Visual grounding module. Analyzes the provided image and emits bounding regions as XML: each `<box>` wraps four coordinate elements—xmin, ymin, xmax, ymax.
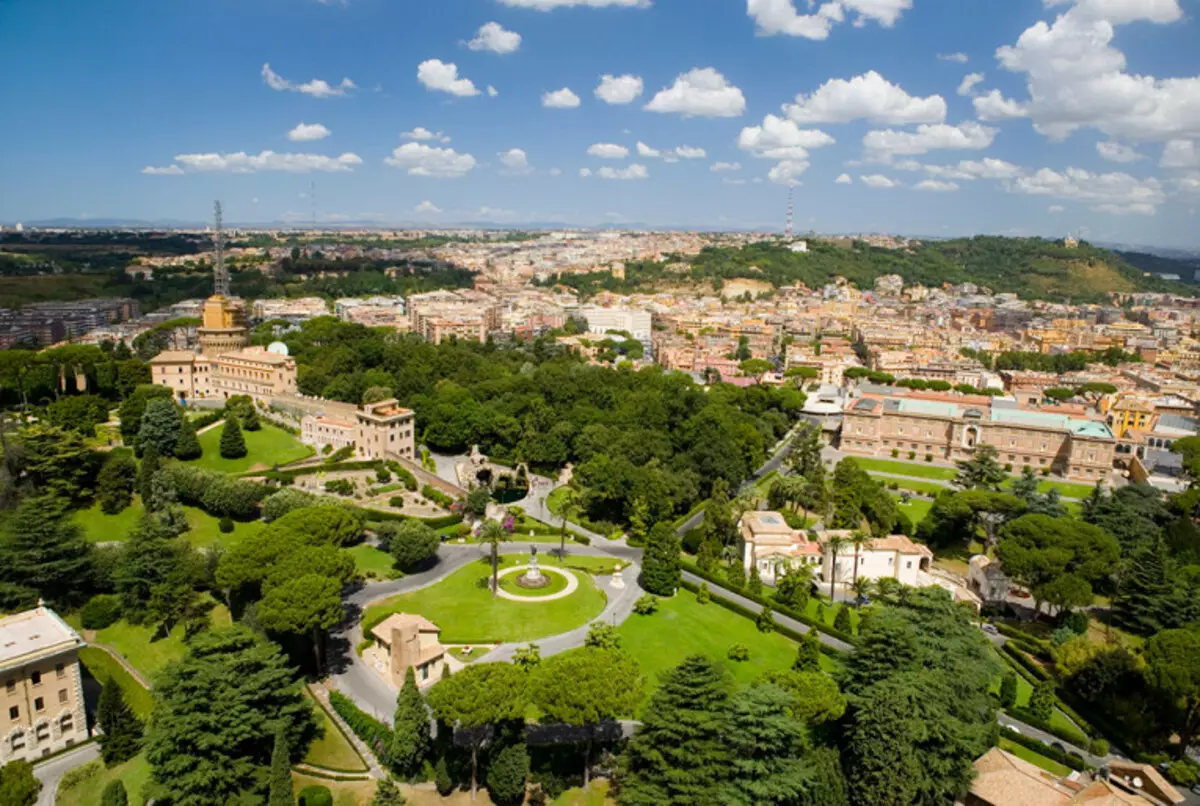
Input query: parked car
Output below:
<box><xmin>982</xmin><ymin>624</ymin><xmax>999</xmax><ymax>635</ymax></box>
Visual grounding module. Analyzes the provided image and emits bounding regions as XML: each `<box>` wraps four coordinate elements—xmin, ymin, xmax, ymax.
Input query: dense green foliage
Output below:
<box><xmin>97</xmin><ymin>679</ymin><xmax>143</xmax><ymax>765</ymax></box>
<box><xmin>391</xmin><ymin>667</ymin><xmax>431</xmax><ymax>778</ymax></box>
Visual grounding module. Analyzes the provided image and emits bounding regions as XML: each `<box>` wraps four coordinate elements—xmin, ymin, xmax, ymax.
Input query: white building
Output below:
<box><xmin>740</xmin><ymin>511</ymin><xmax>823</xmax><ymax>585</ymax></box>
<box><xmin>821</xmin><ymin>530</ymin><xmax>933</xmax><ymax>588</ymax></box>
<box><xmin>580</xmin><ymin>307</ymin><xmax>652</xmax><ymax>342</ymax></box>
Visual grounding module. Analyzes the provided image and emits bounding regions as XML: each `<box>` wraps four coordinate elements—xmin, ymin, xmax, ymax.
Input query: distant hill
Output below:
<box><xmin>548</xmin><ymin>236</ymin><xmax>1188</xmax><ymax>303</ymax></box>
<box><xmin>1116</xmin><ymin>250</ymin><xmax>1200</xmax><ymax>284</ymax></box>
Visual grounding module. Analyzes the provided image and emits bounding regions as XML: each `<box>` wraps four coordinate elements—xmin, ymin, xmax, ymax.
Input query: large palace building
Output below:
<box><xmin>841</xmin><ymin>394</ymin><xmax>1116</xmax><ymax>484</ymax></box>
<box><xmin>150</xmin><ymin>345</ymin><xmax>297</xmax><ymax>404</ymax></box>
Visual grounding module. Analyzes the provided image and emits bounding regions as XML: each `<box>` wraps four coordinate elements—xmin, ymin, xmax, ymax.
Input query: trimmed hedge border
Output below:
<box><xmin>1009</xmin><ymin>707</ymin><xmax>1090</xmax><ymax>747</ymax></box>
<box><xmin>306</xmin><ymin>686</ymin><xmax>370</xmax><ymax>775</ymax></box>
<box><xmin>679</xmin><ymin>578</ymin><xmax>845</xmax><ymax>659</ymax></box>
<box><xmin>255</xmin><ymin>460</ymin><xmax>383</xmax><ymax>482</ymax></box>
<box><xmin>1001</xmin><ymin>731</ymin><xmax>1091</xmax><ymax>772</ymax></box>
<box><xmin>328</xmin><ymin>690</ymin><xmax>393</xmax><ymax>766</ymax></box>
<box><xmin>1002</xmin><ymin>643</ymin><xmax>1051</xmax><ymax>681</ymax></box>
<box><xmin>680</xmin><ymin>558</ymin><xmax>857</xmax><ymax>646</ymax></box>
<box><xmin>995</xmin><ymin>646</ymin><xmax>1101</xmax><ymax>743</ymax></box>
<box><xmin>363</xmin><ymin>509</ymin><xmax>463</xmax><ymax>530</ymax></box>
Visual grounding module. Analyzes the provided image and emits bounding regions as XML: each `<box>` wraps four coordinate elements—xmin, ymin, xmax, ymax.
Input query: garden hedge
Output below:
<box><xmin>1001</xmin><ymin>731</ymin><xmax>1091</xmax><ymax>771</ymax></box>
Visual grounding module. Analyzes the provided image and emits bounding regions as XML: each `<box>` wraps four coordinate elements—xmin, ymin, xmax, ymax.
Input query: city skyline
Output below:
<box><xmin>2</xmin><ymin>0</ymin><xmax>1199</xmax><ymax>246</ymax></box>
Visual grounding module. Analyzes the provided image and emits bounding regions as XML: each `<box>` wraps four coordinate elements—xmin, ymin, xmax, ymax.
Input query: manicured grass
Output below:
<box><xmin>71</xmin><ymin>601</ymin><xmax>232</xmax><ymax>682</ymax></box>
<box><xmin>999</xmin><ymin>738</ymin><xmax>1072</xmax><ymax>777</ymax></box>
<box><xmin>303</xmin><ymin>690</ymin><xmax>368</xmax><ymax>773</ymax></box>
<box><xmin>871</xmin><ymin>476</ymin><xmax>949</xmax><ymax>496</ymax></box>
<box><xmin>618</xmin><ymin>588</ymin><xmax>835</xmax><ymax>692</ymax></box>
<box><xmin>291</xmin><ymin>772</ymin><xmax>375</xmax><ymax>806</ymax></box>
<box><xmin>893</xmin><ymin>495</ymin><xmax>933</xmax><ymax>525</ymax></box>
<box><xmin>498</xmin><ymin>568</ymin><xmax>572</xmax><ymax>597</ymax></box>
<box><xmin>78</xmin><ymin>647</ymin><xmax>154</xmax><ymax>720</ymax></box>
<box><xmin>73</xmin><ymin>499</ymin><xmax>264</xmax><ymax>549</ymax></box>
<box><xmin>802</xmin><ymin>594</ymin><xmax>862</xmax><ymax>632</ymax></box>
<box><xmin>553</xmin><ymin>780</ymin><xmax>612</xmax><ymax>805</ymax></box>
<box><xmin>447</xmin><ymin>646</ymin><xmax>481</xmax><ymax>664</ymax></box>
<box><xmin>363</xmin><ymin>555</ymin><xmax>607</xmax><ymax>644</ymax></box>
<box><xmin>546</xmin><ymin>486</ymin><xmax>570</xmax><ymax>517</ymax></box>
<box><xmin>855</xmin><ymin>457</ymin><xmax>958</xmax><ymax>481</ymax></box>
<box><xmin>192</xmin><ymin>422</ymin><xmax>313</xmax><ymax>474</ymax></box>
<box><xmin>58</xmin><ymin>752</ymin><xmax>153</xmax><ymax>806</ymax></box>
<box><xmin>346</xmin><ymin>544</ymin><xmax>401</xmax><ymax>580</ymax></box>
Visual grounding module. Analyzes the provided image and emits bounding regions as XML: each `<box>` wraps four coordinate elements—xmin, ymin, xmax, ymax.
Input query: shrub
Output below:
<box><xmin>329</xmin><ymin>690</ymin><xmax>394</xmax><ymax>765</ymax></box>
<box><xmin>389</xmin><ymin>496</ymin><xmax>407</xmax><ymax>509</ymax></box>
<box><xmin>219</xmin><ymin>418</ymin><xmax>247</xmax><ymax>460</ymax></box>
<box><xmin>1004</xmin><ymin>463</ymin><xmax>1013</xmax><ymax>472</ymax></box>
<box><xmin>1060</xmin><ymin>610</ymin><xmax>1089</xmax><ymax>635</ymax></box>
<box><xmin>1041</xmin><ymin>468</ymin><xmax>1051</xmax><ymax>476</ymax></box>
<box><xmin>1088</xmin><ymin>738</ymin><xmax>1109</xmax><ymax>757</ymax></box>
<box><xmin>435</xmin><ymin>757</ymin><xmax>454</xmax><ymax>795</ymax></box>
<box><xmin>325</xmin><ymin>479</ymin><xmax>355</xmax><ymax>496</ymax></box>
<box><xmin>298</xmin><ymin>785</ymin><xmax>333</xmax><ymax>806</ymax></box>
<box><xmin>421</xmin><ymin>485</ymin><xmax>455</xmax><ymax>509</ymax></box>
<box><xmin>1166</xmin><ymin>760</ymin><xmax>1200</xmax><ymax>788</ymax></box>
<box><xmin>59</xmin><ymin>759</ymin><xmax>102</xmax><ymax>791</ymax></box>
<box><xmin>727</xmin><ymin>643</ymin><xmax>750</xmax><ymax>662</ymax></box>
<box><xmin>925</xmin><ymin>454</ymin><xmax>933</xmax><ymax>462</ymax></box>
<box><xmin>999</xmin><ymin>672</ymin><xmax>1018</xmax><ymax>709</ymax></box>
<box><xmin>80</xmin><ymin>594</ymin><xmax>122</xmax><ymax>630</ymax></box>
<box><xmin>262</xmin><ymin>488</ymin><xmax>320</xmax><ymax>521</ymax></box>
<box><xmin>833</xmin><ymin>604</ymin><xmax>853</xmax><ymax>634</ymax></box>
<box><xmin>376</xmin><ymin>468</ymin><xmax>392</xmax><ymax>484</ymax></box>
<box><xmin>680</xmin><ymin>528</ymin><xmax>705</xmax><ymax>555</ymax></box>
<box><xmin>218</xmin><ymin>516</ymin><xmax>234</xmax><ymax>534</ymax></box>
<box><xmin>486</xmin><ymin>743</ymin><xmax>530</xmax><ymax>806</ymax></box>
<box><xmin>756</xmin><ymin>607</ymin><xmax>776</xmax><ymax>633</ymax></box>
<box><xmin>696</xmin><ymin>582</ymin><xmax>711</xmax><ymax>604</ymax></box>
<box><xmin>633</xmin><ymin>594</ymin><xmax>658</xmax><ymax>615</ymax></box>
<box><xmin>908</xmin><ymin>451</ymin><xmax>916</xmax><ymax>460</ymax></box>
<box><xmin>326</xmin><ymin>445</ymin><xmax>355</xmax><ymax>464</ymax></box>
<box><xmin>891</xmin><ymin>449</ymin><xmax>899</xmax><ymax>458</ymax></box>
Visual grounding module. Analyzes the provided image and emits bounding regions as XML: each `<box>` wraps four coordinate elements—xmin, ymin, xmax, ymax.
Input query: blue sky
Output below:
<box><xmin>1</xmin><ymin>0</ymin><xmax>1198</xmax><ymax>246</ymax></box>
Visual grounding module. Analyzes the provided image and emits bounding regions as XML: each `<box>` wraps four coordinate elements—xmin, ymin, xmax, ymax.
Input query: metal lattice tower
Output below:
<box><xmin>785</xmin><ymin>188</ymin><xmax>794</xmax><ymax>239</ymax></box>
<box><xmin>212</xmin><ymin>200</ymin><xmax>230</xmax><ymax>297</ymax></box>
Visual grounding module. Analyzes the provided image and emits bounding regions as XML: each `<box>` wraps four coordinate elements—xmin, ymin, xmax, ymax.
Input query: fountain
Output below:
<box><xmin>516</xmin><ymin>544</ymin><xmax>550</xmax><ymax>589</ymax></box>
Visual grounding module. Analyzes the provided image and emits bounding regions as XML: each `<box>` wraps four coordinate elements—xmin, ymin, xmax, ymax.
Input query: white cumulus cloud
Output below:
<box><xmin>488</xmin><ymin>85</ymin><xmax>499</xmax><ymax>97</ymax></box>
<box><xmin>645</xmin><ymin>67</ymin><xmax>746</xmax><ymax>118</ymax></box>
<box><xmin>142</xmin><ymin>165</ymin><xmax>184</xmax><ymax>175</ymax></box>
<box><xmin>674</xmin><ymin>146</ymin><xmax>706</xmax><ymax>159</ymax></box>
<box><xmin>595</xmin><ymin>74</ymin><xmax>644</xmax><ymax>104</ymax></box>
<box><xmin>414</xmin><ymin>201</ymin><xmax>442</xmax><ymax>214</ymax></box>
<box><xmin>768</xmin><ymin>160</ymin><xmax>810</xmax><ymax>185</ymax></box>
<box><xmin>595</xmin><ymin>164</ymin><xmax>649</xmax><ymax>180</ymax></box>
<box><xmin>468</xmin><ymin>22</ymin><xmax>522</xmax><ymax>54</ymax></box>
<box><xmin>403</xmin><ymin>127</ymin><xmax>451</xmax><ymax>143</ymax></box>
<box><xmin>499</xmin><ymin>0</ymin><xmax>648</xmax><ymax>8</ymax></box>
<box><xmin>287</xmin><ymin>122</ymin><xmax>331</xmax><ymax>142</ymax></box>
<box><xmin>738</xmin><ymin>115</ymin><xmax>837</xmax><ymax>160</ymax></box>
<box><xmin>543</xmin><ymin>87</ymin><xmax>582</xmax><ymax>108</ymax></box>
<box><xmin>1096</xmin><ymin>141</ymin><xmax>1144</xmax><ymax>163</ymax></box>
<box><xmin>385</xmin><ymin>143</ymin><xmax>477</xmax><ymax>177</ymax></box>
<box><xmin>835</xmin><ymin>173</ymin><xmax>853</xmax><ymax>184</ymax></box>
<box><xmin>861</xmin><ymin>174</ymin><xmax>899</xmax><ymax>188</ymax></box>
<box><xmin>958</xmin><ymin>73</ymin><xmax>984</xmax><ymax>97</ymax></box>
<box><xmin>1012</xmin><ymin>165</ymin><xmax>1166</xmax><ymax>215</ymax></box>
<box><xmin>417</xmin><ymin>60</ymin><xmax>480</xmax><ymax>97</ymax></box>
<box><xmin>914</xmin><ymin>179</ymin><xmax>959</xmax><ymax>192</ymax></box>
<box><xmin>973</xmin><ymin>90</ymin><xmax>1027</xmax><ymax>122</ymax></box>
<box><xmin>939</xmin><ymin>52</ymin><xmax>969</xmax><ymax>63</ymax></box>
<box><xmin>784</xmin><ymin>71</ymin><xmax>946</xmax><ymax>125</ymax></box>
<box><xmin>747</xmin><ymin>0</ymin><xmax>911</xmax><ymax>39</ymax></box>
<box><xmin>925</xmin><ymin>158</ymin><xmax>1024</xmax><ymax>180</ymax></box>
<box><xmin>863</xmin><ymin>122</ymin><xmax>996</xmax><ymax>161</ymax></box>
<box><xmin>1161</xmin><ymin>140</ymin><xmax>1199</xmax><ymax>169</ymax></box>
<box><xmin>261</xmin><ymin>63</ymin><xmax>355</xmax><ymax>98</ymax></box>
<box><xmin>588</xmin><ymin>143</ymin><xmax>630</xmax><ymax>159</ymax></box>
<box><xmin>498</xmin><ymin>148</ymin><xmax>533</xmax><ymax>175</ymax></box>
<box><xmin>711</xmin><ymin>162</ymin><xmax>742</xmax><ymax>172</ymax></box>
<box><xmin>172</xmin><ymin>151</ymin><xmax>362</xmax><ymax>173</ymax></box>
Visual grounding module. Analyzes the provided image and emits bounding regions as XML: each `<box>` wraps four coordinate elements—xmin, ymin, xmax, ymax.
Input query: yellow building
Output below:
<box><xmin>198</xmin><ymin>295</ymin><xmax>249</xmax><ymax>356</ymax></box>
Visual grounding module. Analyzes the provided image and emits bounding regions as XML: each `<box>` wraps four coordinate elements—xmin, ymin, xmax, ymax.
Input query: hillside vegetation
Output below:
<box><xmin>547</xmin><ymin>236</ymin><xmax>1186</xmax><ymax>302</ymax></box>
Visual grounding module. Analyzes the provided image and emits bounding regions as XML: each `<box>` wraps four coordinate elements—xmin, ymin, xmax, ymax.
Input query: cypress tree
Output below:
<box><xmin>719</xmin><ymin>683</ymin><xmax>811</xmax><ymax>806</ymax></box>
<box><xmin>268</xmin><ymin>726</ymin><xmax>292</xmax><ymax>806</ymax></box>
<box><xmin>640</xmin><ymin>522</ymin><xmax>681</xmax><ymax>596</ymax></box>
<box><xmin>999</xmin><ymin>672</ymin><xmax>1018</xmax><ymax>709</ymax></box>
<box><xmin>793</xmin><ymin>630</ymin><xmax>822</xmax><ymax>672</ymax></box>
<box><xmin>97</xmin><ymin>681</ymin><xmax>143</xmax><ymax>765</ymax></box>
<box><xmin>833</xmin><ymin>604</ymin><xmax>853</xmax><ymax>634</ymax></box>
<box><xmin>173</xmin><ymin>417</ymin><xmax>202</xmax><ymax>460</ymax></box>
<box><xmin>391</xmin><ymin>666</ymin><xmax>431</xmax><ymax>777</ymax></box>
<box><xmin>100</xmin><ymin>780</ymin><xmax>129</xmax><ymax>806</ymax></box>
<box><xmin>242</xmin><ymin>405</ymin><xmax>262</xmax><ymax>431</ymax></box>
<box><xmin>620</xmin><ymin>654</ymin><xmax>732</xmax><ymax>806</ymax></box>
<box><xmin>370</xmin><ymin>777</ymin><xmax>406</xmax><ymax>805</ymax></box>
<box><xmin>138</xmin><ymin>445</ymin><xmax>160</xmax><ymax>508</ymax></box>
<box><xmin>219</xmin><ymin>417</ymin><xmax>247</xmax><ymax>459</ymax></box>
<box><xmin>1114</xmin><ymin>539</ymin><xmax>1174</xmax><ymax>635</ymax></box>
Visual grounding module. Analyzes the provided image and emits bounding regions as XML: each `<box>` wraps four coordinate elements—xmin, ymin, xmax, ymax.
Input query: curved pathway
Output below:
<box><xmin>494</xmin><ymin>565</ymin><xmax>579</xmax><ymax>602</ymax></box>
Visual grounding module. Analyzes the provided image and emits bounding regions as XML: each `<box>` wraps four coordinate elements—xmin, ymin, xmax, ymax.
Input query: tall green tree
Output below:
<box><xmin>478</xmin><ymin>520</ymin><xmax>508</xmax><ymax>598</ymax></box>
<box><xmin>384</xmin><ymin>520</ymin><xmax>440</xmax><ymax>571</ymax></box>
<box><xmin>145</xmin><ymin>628</ymin><xmax>316</xmax><ymax>805</ymax></box>
<box><xmin>760</xmin><ymin>669</ymin><xmax>846</xmax><ymax>725</ymax></box>
<box><xmin>369</xmin><ymin>778</ymin><xmax>406</xmax><ymax>806</ymax></box>
<box><xmin>485</xmin><ymin>743</ymin><xmax>530</xmax><ymax>806</ymax></box>
<box><xmin>0</xmin><ymin>493</ymin><xmax>92</xmax><ymax>607</ymax></box>
<box><xmin>18</xmin><ymin>423</ymin><xmax>98</xmax><ymax>501</ymax></box>
<box><xmin>268</xmin><ymin>727</ymin><xmax>293</xmax><ymax>806</ymax></box>
<box><xmin>640</xmin><ymin>522</ymin><xmax>680</xmax><ymax>596</ymax></box>
<box><xmin>620</xmin><ymin>655</ymin><xmax>731</xmax><ymax>806</ymax></box>
<box><xmin>953</xmin><ymin>444</ymin><xmax>1007</xmax><ymax>491</ymax></box>
<box><xmin>138</xmin><ymin>444</ymin><xmax>160</xmax><ymax>509</ymax></box>
<box><xmin>257</xmin><ymin>574</ymin><xmax>344</xmax><ymax>673</ymax></box>
<box><xmin>719</xmin><ymin>683</ymin><xmax>813</xmax><ymax>806</ymax></box>
<box><xmin>1114</xmin><ymin>538</ymin><xmax>1175</xmax><ymax>634</ymax></box>
<box><xmin>173</xmin><ymin>417</ymin><xmax>203</xmax><ymax>460</ymax></box>
<box><xmin>97</xmin><ymin>449</ymin><xmax>138</xmax><ymax>514</ymax></box>
<box><xmin>997</xmin><ymin>514</ymin><xmax>1120</xmax><ymax>616</ymax></box>
<box><xmin>391</xmin><ymin>667</ymin><xmax>431</xmax><ymax>778</ymax></box>
<box><xmin>117</xmin><ymin>385</ymin><xmax>172</xmax><ymax>444</ymax></box>
<box><xmin>793</xmin><ymin>629</ymin><xmax>823</xmax><ymax>672</ymax></box>
<box><xmin>426</xmin><ymin>663</ymin><xmax>528</xmax><ymax>800</ymax></box>
<box><xmin>0</xmin><ymin>761</ymin><xmax>40</xmax><ymax>806</ymax></box>
<box><xmin>823</xmin><ymin>533</ymin><xmax>849</xmax><ymax>601</ymax></box>
<box><xmin>97</xmin><ymin>680</ymin><xmax>144</xmax><ymax>765</ymax></box>
<box><xmin>1143</xmin><ymin>628</ymin><xmax>1200</xmax><ymax>756</ymax></box>
<box><xmin>113</xmin><ymin>516</ymin><xmax>194</xmax><ymax>621</ymax></box>
<box><xmin>532</xmin><ymin>647</ymin><xmax>643</xmax><ymax>784</ymax></box>
<box><xmin>703</xmin><ymin>479</ymin><xmax>735</xmax><ymax>546</ymax></box>
<box><xmin>139</xmin><ymin>398</ymin><xmax>183</xmax><ymax>457</ymax></box>
<box><xmin>219</xmin><ymin>416</ymin><xmax>247</xmax><ymax>460</ymax></box>
<box><xmin>45</xmin><ymin>394</ymin><xmax>109</xmax><ymax>435</ymax></box>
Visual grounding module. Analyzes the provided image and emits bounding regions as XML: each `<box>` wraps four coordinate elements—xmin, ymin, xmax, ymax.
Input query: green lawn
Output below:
<box><xmin>870</xmin><ymin>476</ymin><xmax>949</xmax><ymax>496</ymax></box>
<box><xmin>545</xmin><ymin>486</ymin><xmax>570</xmax><ymax>517</ymax></box>
<box><xmin>77</xmin><ymin>647</ymin><xmax>154</xmax><ymax>720</ymax></box>
<box><xmin>346</xmin><ymin>544</ymin><xmax>401</xmax><ymax>580</ymax></box>
<box><xmin>303</xmin><ymin>690</ymin><xmax>368</xmax><ymax>773</ymax></box>
<box><xmin>58</xmin><ymin>752</ymin><xmax>153</xmax><ymax>806</ymax></box>
<box><xmin>191</xmin><ymin>422</ymin><xmax>313</xmax><ymax>474</ymax></box>
<box><xmin>363</xmin><ymin>554</ymin><xmax>607</xmax><ymax>644</ymax></box>
<box><xmin>999</xmin><ymin>738</ymin><xmax>1071</xmax><ymax>777</ymax></box>
<box><xmin>893</xmin><ymin>495</ymin><xmax>933</xmax><ymax>525</ymax></box>
<box><xmin>498</xmin><ymin>569</ymin><xmax>571</xmax><ymax>597</ymax></box>
<box><xmin>70</xmin><ymin>601</ymin><xmax>232</xmax><ymax>682</ymax></box>
<box><xmin>553</xmin><ymin>780</ymin><xmax>612</xmax><ymax>805</ymax></box>
<box><xmin>618</xmin><ymin>588</ymin><xmax>836</xmax><ymax>691</ymax></box>
<box><xmin>73</xmin><ymin>498</ymin><xmax>264</xmax><ymax>549</ymax></box>
<box><xmin>999</xmin><ymin>477</ymin><xmax>1095</xmax><ymax>500</ymax></box>
<box><xmin>854</xmin><ymin>457</ymin><xmax>958</xmax><ymax>481</ymax></box>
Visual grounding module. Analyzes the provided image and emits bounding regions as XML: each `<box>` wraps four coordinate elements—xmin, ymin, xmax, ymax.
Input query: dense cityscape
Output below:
<box><xmin>4</xmin><ymin>0</ymin><xmax>1200</xmax><ymax>804</ymax></box>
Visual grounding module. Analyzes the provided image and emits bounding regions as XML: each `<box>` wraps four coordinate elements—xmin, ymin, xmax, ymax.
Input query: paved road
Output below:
<box><xmin>34</xmin><ymin>742</ymin><xmax>100</xmax><ymax>806</ymax></box>
<box><xmin>681</xmin><ymin>570</ymin><xmax>853</xmax><ymax>652</ymax></box>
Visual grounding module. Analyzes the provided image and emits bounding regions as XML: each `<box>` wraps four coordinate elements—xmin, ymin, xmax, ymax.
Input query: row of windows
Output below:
<box><xmin>5</xmin><ymin>665</ymin><xmax>66</xmax><ymax>693</ymax></box>
<box><xmin>8</xmin><ymin>712</ymin><xmax>74</xmax><ymax>752</ymax></box>
<box><xmin>7</xmin><ymin>688</ymin><xmax>68</xmax><ymax>720</ymax></box>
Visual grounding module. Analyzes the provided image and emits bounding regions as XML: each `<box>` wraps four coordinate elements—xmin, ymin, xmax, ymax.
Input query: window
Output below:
<box><xmin>8</xmin><ymin>706</ymin><xmax>17</xmax><ymax>720</ymax></box>
<box><xmin>906</xmin><ymin>560</ymin><xmax>912</xmax><ymax>569</ymax></box>
<box><xmin>30</xmin><ymin>672</ymin><xmax>40</xmax><ymax>686</ymax></box>
<box><xmin>61</xmin><ymin>713</ymin><xmax>73</xmax><ymax>732</ymax></box>
<box><xmin>887</xmin><ymin>557</ymin><xmax>893</xmax><ymax>566</ymax></box>
<box><xmin>33</xmin><ymin>698</ymin><xmax>43</xmax><ymax>713</ymax></box>
<box><xmin>55</xmin><ymin>663</ymin><xmax>64</xmax><ymax>679</ymax></box>
<box><xmin>58</xmin><ymin>689</ymin><xmax>67</xmax><ymax>704</ymax></box>
<box><xmin>10</xmin><ymin>731</ymin><xmax>23</xmax><ymax>751</ymax></box>
<box><xmin>35</xmin><ymin>723</ymin><xmax>48</xmax><ymax>741</ymax></box>
<box><xmin>4</xmin><ymin>680</ymin><xmax>13</xmax><ymax>694</ymax></box>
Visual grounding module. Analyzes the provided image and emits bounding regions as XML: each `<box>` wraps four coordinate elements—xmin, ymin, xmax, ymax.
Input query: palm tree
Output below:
<box><xmin>823</xmin><ymin>533</ymin><xmax>850</xmax><ymax>602</ymax></box>
<box><xmin>849</xmin><ymin>531</ymin><xmax>873</xmax><ymax>587</ymax></box>
<box><xmin>781</xmin><ymin>476</ymin><xmax>807</xmax><ymax>515</ymax></box>
<box><xmin>557</xmin><ymin>487</ymin><xmax>580</xmax><ymax>560</ymax></box>
<box><xmin>479</xmin><ymin>519</ymin><xmax>508</xmax><ymax>597</ymax></box>
<box><xmin>851</xmin><ymin>576</ymin><xmax>874</xmax><ymax>607</ymax></box>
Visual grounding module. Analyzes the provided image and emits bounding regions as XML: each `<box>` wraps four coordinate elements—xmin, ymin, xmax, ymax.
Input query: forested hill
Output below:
<box><xmin>548</xmin><ymin>236</ymin><xmax>1189</xmax><ymax>303</ymax></box>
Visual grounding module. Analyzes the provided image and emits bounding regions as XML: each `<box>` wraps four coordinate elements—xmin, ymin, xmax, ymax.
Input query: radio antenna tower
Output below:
<box><xmin>785</xmin><ymin>188</ymin><xmax>794</xmax><ymax>239</ymax></box>
<box><xmin>212</xmin><ymin>200</ymin><xmax>230</xmax><ymax>297</ymax></box>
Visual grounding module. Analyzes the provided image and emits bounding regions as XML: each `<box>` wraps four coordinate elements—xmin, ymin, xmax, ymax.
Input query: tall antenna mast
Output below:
<box><xmin>212</xmin><ymin>200</ymin><xmax>230</xmax><ymax>297</ymax></box>
<box><xmin>785</xmin><ymin>188</ymin><xmax>794</xmax><ymax>239</ymax></box>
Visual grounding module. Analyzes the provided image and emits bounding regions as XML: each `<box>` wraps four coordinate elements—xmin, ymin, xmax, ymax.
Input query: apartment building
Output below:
<box><xmin>579</xmin><ymin>307</ymin><xmax>652</xmax><ymax>342</ymax></box>
<box><xmin>841</xmin><ymin>395</ymin><xmax>1116</xmax><ymax>483</ymax></box>
<box><xmin>0</xmin><ymin>608</ymin><xmax>89</xmax><ymax>764</ymax></box>
<box><xmin>408</xmin><ymin>290</ymin><xmax>501</xmax><ymax>345</ymax></box>
<box><xmin>150</xmin><ymin>345</ymin><xmax>298</xmax><ymax>404</ymax></box>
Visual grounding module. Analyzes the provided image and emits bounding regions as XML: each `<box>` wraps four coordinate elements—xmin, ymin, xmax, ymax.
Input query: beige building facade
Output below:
<box><xmin>0</xmin><ymin>608</ymin><xmax>89</xmax><ymax>764</ymax></box>
<box><xmin>370</xmin><ymin>613</ymin><xmax>446</xmax><ymax>688</ymax></box>
<box><xmin>150</xmin><ymin>346</ymin><xmax>298</xmax><ymax>404</ymax></box>
<box><xmin>299</xmin><ymin>399</ymin><xmax>416</xmax><ymax>461</ymax></box>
